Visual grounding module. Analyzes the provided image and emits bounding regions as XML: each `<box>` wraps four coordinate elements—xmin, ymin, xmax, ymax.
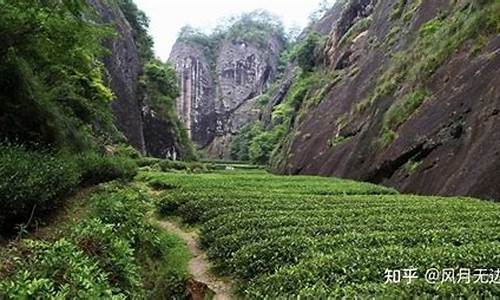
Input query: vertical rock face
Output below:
<box><xmin>169</xmin><ymin>36</ymin><xmax>283</xmax><ymax>158</ymax></box>
<box><xmin>272</xmin><ymin>0</ymin><xmax>500</xmax><ymax>200</ymax></box>
<box><xmin>169</xmin><ymin>42</ymin><xmax>217</xmax><ymax>149</ymax></box>
<box><xmin>88</xmin><ymin>0</ymin><xmax>145</xmax><ymax>152</ymax></box>
<box><xmin>89</xmin><ymin>0</ymin><xmax>192</xmax><ymax>159</ymax></box>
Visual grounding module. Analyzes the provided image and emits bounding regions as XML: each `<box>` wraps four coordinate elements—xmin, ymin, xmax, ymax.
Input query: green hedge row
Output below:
<box><xmin>0</xmin><ymin>145</ymin><xmax>137</xmax><ymax>237</ymax></box>
<box><xmin>0</xmin><ymin>184</ymin><xmax>189</xmax><ymax>298</ymax></box>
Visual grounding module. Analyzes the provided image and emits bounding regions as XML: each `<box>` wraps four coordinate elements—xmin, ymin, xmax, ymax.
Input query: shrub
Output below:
<box><xmin>114</xmin><ymin>144</ymin><xmax>141</xmax><ymax>159</ymax></box>
<box><xmin>380</xmin><ymin>89</ymin><xmax>428</xmax><ymax>146</ymax></box>
<box><xmin>0</xmin><ymin>239</ymin><xmax>119</xmax><ymax>298</ymax></box>
<box><xmin>136</xmin><ymin>157</ymin><xmax>162</xmax><ymax>167</ymax></box>
<box><xmin>88</xmin><ymin>185</ymin><xmax>190</xmax><ymax>298</ymax></box>
<box><xmin>230</xmin><ymin>122</ymin><xmax>264</xmax><ymax>162</ymax></box>
<box><xmin>0</xmin><ymin>145</ymin><xmax>80</xmax><ymax>235</ymax></box>
<box><xmin>338</xmin><ymin>16</ymin><xmax>372</xmax><ymax>47</ymax></box>
<box><xmin>148</xmin><ymin>179</ymin><xmax>178</xmax><ymax>191</ymax></box>
<box><xmin>155</xmin><ymin>192</ymin><xmax>193</xmax><ymax>216</ymax></box>
<box><xmin>0</xmin><ymin>144</ymin><xmax>138</xmax><ymax>237</ymax></box>
<box><xmin>295</xmin><ymin>32</ymin><xmax>321</xmax><ymax>72</ymax></box>
<box><xmin>76</xmin><ymin>152</ymin><xmax>138</xmax><ymax>186</ymax></box>
<box><xmin>69</xmin><ymin>218</ymin><xmax>142</xmax><ymax>295</ymax></box>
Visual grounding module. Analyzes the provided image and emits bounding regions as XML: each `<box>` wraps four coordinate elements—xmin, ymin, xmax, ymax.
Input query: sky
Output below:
<box><xmin>133</xmin><ymin>0</ymin><xmax>333</xmax><ymax>61</ymax></box>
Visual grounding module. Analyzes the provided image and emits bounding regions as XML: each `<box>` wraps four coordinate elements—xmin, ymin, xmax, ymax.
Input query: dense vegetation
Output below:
<box><xmin>119</xmin><ymin>0</ymin><xmax>196</xmax><ymax>159</ymax></box>
<box><xmin>0</xmin><ymin>144</ymin><xmax>137</xmax><ymax>237</ymax></box>
<box><xmin>230</xmin><ymin>31</ymin><xmax>330</xmax><ymax>164</ymax></box>
<box><xmin>177</xmin><ymin>10</ymin><xmax>288</xmax><ymax>62</ymax></box>
<box><xmin>0</xmin><ymin>0</ymin><xmax>194</xmax><ymax>235</ymax></box>
<box><xmin>150</xmin><ymin>169</ymin><xmax>500</xmax><ymax>298</ymax></box>
<box><xmin>0</xmin><ymin>183</ymin><xmax>189</xmax><ymax>298</ymax></box>
<box><xmin>0</xmin><ymin>0</ymin><xmax>116</xmax><ymax>151</ymax></box>
<box><xmin>142</xmin><ymin>59</ymin><xmax>197</xmax><ymax>160</ymax></box>
<box><xmin>371</xmin><ymin>0</ymin><xmax>500</xmax><ymax>146</ymax></box>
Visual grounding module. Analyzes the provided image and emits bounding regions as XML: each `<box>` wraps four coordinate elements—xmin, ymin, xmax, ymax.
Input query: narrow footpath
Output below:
<box><xmin>157</xmin><ymin>220</ymin><xmax>234</xmax><ymax>300</ymax></box>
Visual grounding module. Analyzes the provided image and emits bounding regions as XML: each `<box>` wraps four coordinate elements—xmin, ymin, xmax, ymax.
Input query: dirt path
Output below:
<box><xmin>157</xmin><ymin>220</ymin><xmax>234</xmax><ymax>300</ymax></box>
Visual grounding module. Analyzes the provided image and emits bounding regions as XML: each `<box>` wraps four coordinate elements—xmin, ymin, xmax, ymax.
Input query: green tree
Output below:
<box><xmin>0</xmin><ymin>0</ymin><xmax>115</xmax><ymax>151</ymax></box>
<box><xmin>231</xmin><ymin>123</ymin><xmax>263</xmax><ymax>161</ymax></box>
<box><xmin>295</xmin><ymin>32</ymin><xmax>321</xmax><ymax>72</ymax></box>
<box><xmin>117</xmin><ymin>0</ymin><xmax>154</xmax><ymax>60</ymax></box>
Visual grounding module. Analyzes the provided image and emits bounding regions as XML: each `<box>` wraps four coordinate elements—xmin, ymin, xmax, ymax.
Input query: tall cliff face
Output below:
<box><xmin>271</xmin><ymin>0</ymin><xmax>500</xmax><ymax>200</ymax></box>
<box><xmin>169</xmin><ymin>42</ymin><xmax>217</xmax><ymax>149</ymax></box>
<box><xmin>89</xmin><ymin>0</ymin><xmax>194</xmax><ymax>159</ymax></box>
<box><xmin>88</xmin><ymin>0</ymin><xmax>145</xmax><ymax>152</ymax></box>
<box><xmin>169</xmin><ymin>34</ymin><xmax>284</xmax><ymax>158</ymax></box>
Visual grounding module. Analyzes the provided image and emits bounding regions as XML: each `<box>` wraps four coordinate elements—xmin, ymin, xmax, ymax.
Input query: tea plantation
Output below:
<box><xmin>146</xmin><ymin>169</ymin><xmax>500</xmax><ymax>298</ymax></box>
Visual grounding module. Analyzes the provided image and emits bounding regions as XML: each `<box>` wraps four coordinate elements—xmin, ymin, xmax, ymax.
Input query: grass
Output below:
<box><xmin>379</xmin><ymin>89</ymin><xmax>429</xmax><ymax>146</ymax></box>
<box><xmin>338</xmin><ymin>16</ymin><xmax>373</xmax><ymax>47</ymax></box>
<box><xmin>147</xmin><ymin>169</ymin><xmax>500</xmax><ymax>298</ymax></box>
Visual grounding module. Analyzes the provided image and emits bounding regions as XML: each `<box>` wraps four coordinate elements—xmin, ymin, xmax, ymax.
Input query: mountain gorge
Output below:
<box><xmin>199</xmin><ymin>0</ymin><xmax>500</xmax><ymax>200</ymax></box>
<box><xmin>2</xmin><ymin>0</ymin><xmax>500</xmax><ymax>298</ymax></box>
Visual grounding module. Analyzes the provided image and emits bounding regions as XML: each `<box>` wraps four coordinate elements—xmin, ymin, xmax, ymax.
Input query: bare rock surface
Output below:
<box><xmin>169</xmin><ymin>36</ymin><xmax>283</xmax><ymax>158</ymax></box>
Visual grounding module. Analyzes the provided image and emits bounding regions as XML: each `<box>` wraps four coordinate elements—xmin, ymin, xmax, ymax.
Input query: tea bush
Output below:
<box><xmin>0</xmin><ymin>239</ymin><xmax>118</xmax><ymax>298</ymax></box>
<box><xmin>0</xmin><ymin>144</ymin><xmax>138</xmax><ymax>237</ymax></box>
<box><xmin>149</xmin><ymin>169</ymin><xmax>500</xmax><ymax>297</ymax></box>
<box><xmin>0</xmin><ymin>184</ymin><xmax>189</xmax><ymax>299</ymax></box>
<box><xmin>76</xmin><ymin>152</ymin><xmax>138</xmax><ymax>186</ymax></box>
<box><xmin>0</xmin><ymin>145</ymin><xmax>80</xmax><ymax>235</ymax></box>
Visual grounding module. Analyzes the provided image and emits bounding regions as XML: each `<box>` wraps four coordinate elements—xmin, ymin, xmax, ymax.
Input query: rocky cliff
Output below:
<box><xmin>270</xmin><ymin>0</ymin><xmax>500</xmax><ymax>200</ymax></box>
<box><xmin>169</xmin><ymin>25</ymin><xmax>285</xmax><ymax>158</ymax></box>
<box><xmin>89</xmin><ymin>0</ymin><xmax>193</xmax><ymax>159</ymax></box>
<box><xmin>88</xmin><ymin>0</ymin><xmax>145</xmax><ymax>152</ymax></box>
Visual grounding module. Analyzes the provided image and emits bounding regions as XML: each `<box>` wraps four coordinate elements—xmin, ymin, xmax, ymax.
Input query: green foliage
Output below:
<box><xmin>230</xmin><ymin>122</ymin><xmax>264</xmax><ymax>162</ymax></box>
<box><xmin>142</xmin><ymin>60</ymin><xmax>180</xmax><ymax>115</ymax></box>
<box><xmin>76</xmin><ymin>152</ymin><xmax>138</xmax><ymax>186</ymax></box>
<box><xmin>231</xmin><ymin>68</ymin><xmax>339</xmax><ymax>166</ymax></box>
<box><xmin>294</xmin><ymin>32</ymin><xmax>322</xmax><ymax>72</ymax></box>
<box><xmin>328</xmin><ymin>135</ymin><xmax>350</xmax><ymax>148</ymax></box>
<box><xmin>249</xmin><ymin>130</ymin><xmax>283</xmax><ymax>165</ymax></box>
<box><xmin>338</xmin><ymin>16</ymin><xmax>372</xmax><ymax>47</ymax></box>
<box><xmin>155</xmin><ymin>193</ymin><xmax>192</xmax><ymax>216</ymax></box>
<box><xmin>0</xmin><ymin>239</ymin><xmax>118</xmax><ymax>299</ymax></box>
<box><xmin>404</xmin><ymin>159</ymin><xmax>423</xmax><ymax>174</ymax></box>
<box><xmin>178</xmin><ymin>10</ymin><xmax>287</xmax><ymax>51</ymax></box>
<box><xmin>216</xmin><ymin>10</ymin><xmax>287</xmax><ymax>47</ymax></box>
<box><xmin>69</xmin><ymin>218</ymin><xmax>142</xmax><ymax>295</ymax></box>
<box><xmin>178</xmin><ymin>25</ymin><xmax>215</xmax><ymax>49</ymax></box>
<box><xmin>0</xmin><ymin>0</ymin><xmax>117</xmax><ymax>152</ymax></box>
<box><xmin>113</xmin><ymin>144</ymin><xmax>141</xmax><ymax>159</ymax></box>
<box><xmin>88</xmin><ymin>186</ymin><xmax>189</xmax><ymax>298</ymax></box>
<box><xmin>257</xmin><ymin>94</ymin><xmax>271</xmax><ymax>107</ymax></box>
<box><xmin>380</xmin><ymin>89</ymin><xmax>429</xmax><ymax>146</ymax></box>
<box><xmin>144</xmin><ymin>170</ymin><xmax>500</xmax><ymax>298</ymax></box>
<box><xmin>366</xmin><ymin>0</ymin><xmax>500</xmax><ymax>111</ymax></box>
<box><xmin>390</xmin><ymin>0</ymin><xmax>408</xmax><ymax>20</ymax></box>
<box><xmin>141</xmin><ymin>59</ymin><xmax>197</xmax><ymax>161</ymax></box>
<box><xmin>116</xmin><ymin>0</ymin><xmax>154</xmax><ymax>60</ymax></box>
<box><xmin>0</xmin><ymin>184</ymin><xmax>190</xmax><ymax>298</ymax></box>
<box><xmin>0</xmin><ymin>144</ymin><xmax>138</xmax><ymax>237</ymax></box>
<box><xmin>0</xmin><ymin>145</ymin><xmax>80</xmax><ymax>236</ymax></box>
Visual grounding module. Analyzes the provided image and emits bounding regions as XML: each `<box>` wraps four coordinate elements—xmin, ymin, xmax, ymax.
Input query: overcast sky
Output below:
<box><xmin>133</xmin><ymin>0</ymin><xmax>333</xmax><ymax>61</ymax></box>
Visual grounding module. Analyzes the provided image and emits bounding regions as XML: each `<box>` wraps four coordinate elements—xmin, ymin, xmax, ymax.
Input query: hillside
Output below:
<box><xmin>237</xmin><ymin>0</ymin><xmax>500</xmax><ymax>200</ymax></box>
